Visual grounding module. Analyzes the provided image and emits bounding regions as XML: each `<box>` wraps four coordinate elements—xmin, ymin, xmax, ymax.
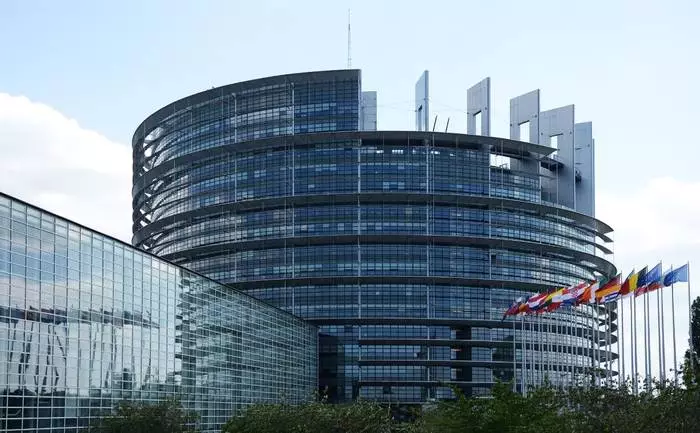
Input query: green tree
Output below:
<box><xmin>89</xmin><ymin>399</ymin><xmax>198</xmax><ymax>433</ymax></box>
<box><xmin>417</xmin><ymin>382</ymin><xmax>570</xmax><ymax>433</ymax></box>
<box><xmin>220</xmin><ymin>381</ymin><xmax>700</xmax><ymax>433</ymax></box>
<box><xmin>564</xmin><ymin>384</ymin><xmax>643</xmax><ymax>433</ymax></box>
<box><xmin>222</xmin><ymin>400</ymin><xmax>402</xmax><ymax>433</ymax></box>
<box><xmin>681</xmin><ymin>296</ymin><xmax>700</xmax><ymax>387</ymax></box>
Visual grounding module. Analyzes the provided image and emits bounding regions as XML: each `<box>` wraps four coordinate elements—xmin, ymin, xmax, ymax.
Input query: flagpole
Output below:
<box><xmin>512</xmin><ymin>318</ymin><xmax>517</xmax><ymax>392</ymax></box>
<box><xmin>569</xmin><ymin>309</ymin><xmax>574</xmax><ymax>387</ymax></box>
<box><xmin>643</xmin><ymin>290</ymin><xmax>648</xmax><ymax>388</ymax></box>
<box><xmin>521</xmin><ymin>315</ymin><xmax>527</xmax><ymax>396</ymax></box>
<box><xmin>601</xmin><ymin>306</ymin><xmax>606</xmax><ymax>386</ymax></box>
<box><xmin>590</xmin><ymin>307</ymin><xmax>595</xmax><ymax>388</ymax></box>
<box><xmin>539</xmin><ymin>314</ymin><xmax>544</xmax><ymax>387</ymax></box>
<box><xmin>658</xmin><ymin>283</ymin><xmax>664</xmax><ymax>382</ymax></box>
<box><xmin>544</xmin><ymin>317</ymin><xmax>548</xmax><ymax>383</ymax></box>
<box><xmin>596</xmin><ymin>306</ymin><xmax>608</xmax><ymax>386</ymax></box>
<box><xmin>607</xmin><ymin>305</ymin><xmax>613</xmax><ymax>385</ymax></box>
<box><xmin>608</xmin><ymin>302</ymin><xmax>620</xmax><ymax>386</ymax></box>
<box><xmin>555</xmin><ymin>318</ymin><xmax>560</xmax><ymax>388</ymax></box>
<box><xmin>568</xmin><ymin>310</ymin><xmax>572</xmax><ymax>388</ymax></box>
<box><xmin>549</xmin><ymin>317</ymin><xmax>553</xmax><ymax>383</ymax></box>
<box><xmin>590</xmin><ymin>307</ymin><xmax>594</xmax><ymax>387</ymax></box>
<box><xmin>528</xmin><ymin>320</ymin><xmax>535</xmax><ymax>385</ymax></box>
<box><xmin>620</xmin><ymin>298</ymin><xmax>625</xmax><ymax>386</ymax></box>
<box><xmin>661</xmin><ymin>275</ymin><xmax>667</xmax><ymax>382</ymax></box>
<box><xmin>576</xmin><ymin>309</ymin><xmax>580</xmax><ymax>386</ymax></box>
<box><xmin>608</xmin><ymin>306</ymin><xmax>612</xmax><ymax>385</ymax></box>
<box><xmin>631</xmin><ymin>294</ymin><xmax>638</xmax><ymax>394</ymax></box>
<box><xmin>594</xmin><ymin>306</ymin><xmax>599</xmax><ymax>387</ymax></box>
<box><xmin>610</xmin><ymin>305</ymin><xmax>615</xmax><ymax>385</ymax></box>
<box><xmin>687</xmin><ymin>261</ymin><xmax>694</xmax><ymax>379</ymax></box>
<box><xmin>645</xmin><ymin>289</ymin><xmax>651</xmax><ymax>389</ymax></box>
<box><xmin>565</xmin><ymin>311</ymin><xmax>569</xmax><ymax>387</ymax></box>
<box><xmin>563</xmin><ymin>311</ymin><xmax>567</xmax><ymax>388</ymax></box>
<box><xmin>644</xmin><ymin>289</ymin><xmax>651</xmax><ymax>391</ymax></box>
<box><xmin>535</xmin><ymin>314</ymin><xmax>540</xmax><ymax>387</ymax></box>
<box><xmin>599</xmin><ymin>306</ymin><xmax>603</xmax><ymax>387</ymax></box>
<box><xmin>555</xmin><ymin>315</ymin><xmax>559</xmax><ymax>385</ymax></box>
<box><xmin>671</xmin><ymin>277</ymin><xmax>678</xmax><ymax>385</ymax></box>
<box><xmin>642</xmin><ymin>292</ymin><xmax>647</xmax><ymax>388</ymax></box>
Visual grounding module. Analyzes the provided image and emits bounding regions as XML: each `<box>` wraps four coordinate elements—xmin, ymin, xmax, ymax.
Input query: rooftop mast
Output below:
<box><xmin>347</xmin><ymin>9</ymin><xmax>352</xmax><ymax>68</ymax></box>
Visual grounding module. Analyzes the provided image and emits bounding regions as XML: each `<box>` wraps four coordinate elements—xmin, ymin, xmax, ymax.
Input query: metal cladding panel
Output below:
<box><xmin>574</xmin><ymin>122</ymin><xmax>595</xmax><ymax>216</ymax></box>
<box><xmin>415</xmin><ymin>70</ymin><xmax>429</xmax><ymax>131</ymax></box>
<box><xmin>360</xmin><ymin>91</ymin><xmax>377</xmax><ymax>131</ymax></box>
<box><xmin>467</xmin><ymin>77</ymin><xmax>491</xmax><ymax>135</ymax></box>
<box><xmin>509</xmin><ymin>89</ymin><xmax>540</xmax><ymax>142</ymax></box>
<box><xmin>540</xmin><ymin>105</ymin><xmax>576</xmax><ymax>209</ymax></box>
<box><xmin>509</xmin><ymin>90</ymin><xmax>541</xmax><ymax>175</ymax></box>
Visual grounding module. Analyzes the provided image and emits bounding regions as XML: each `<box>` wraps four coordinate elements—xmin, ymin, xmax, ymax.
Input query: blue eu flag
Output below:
<box><xmin>639</xmin><ymin>263</ymin><xmax>661</xmax><ymax>288</ymax></box>
<box><xmin>663</xmin><ymin>264</ymin><xmax>689</xmax><ymax>287</ymax></box>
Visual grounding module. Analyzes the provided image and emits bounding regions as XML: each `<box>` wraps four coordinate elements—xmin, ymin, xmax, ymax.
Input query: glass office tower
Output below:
<box><xmin>132</xmin><ymin>71</ymin><xmax>617</xmax><ymax>403</ymax></box>
<box><xmin>0</xmin><ymin>193</ymin><xmax>317</xmax><ymax>432</ymax></box>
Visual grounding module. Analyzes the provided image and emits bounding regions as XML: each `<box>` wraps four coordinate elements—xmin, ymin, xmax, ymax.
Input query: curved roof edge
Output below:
<box><xmin>132</xmin><ymin>69</ymin><xmax>361</xmax><ymax>145</ymax></box>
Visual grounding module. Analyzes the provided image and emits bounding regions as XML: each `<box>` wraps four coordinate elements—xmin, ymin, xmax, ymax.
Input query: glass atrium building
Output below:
<box><xmin>0</xmin><ymin>193</ymin><xmax>317</xmax><ymax>432</ymax></box>
<box><xmin>132</xmin><ymin>70</ymin><xmax>618</xmax><ymax>403</ymax></box>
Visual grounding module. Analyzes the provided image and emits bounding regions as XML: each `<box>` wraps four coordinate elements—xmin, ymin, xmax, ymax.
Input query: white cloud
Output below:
<box><xmin>0</xmin><ymin>93</ymin><xmax>132</xmax><ymax>242</ymax></box>
<box><xmin>598</xmin><ymin>178</ymin><xmax>700</xmax><ymax>382</ymax></box>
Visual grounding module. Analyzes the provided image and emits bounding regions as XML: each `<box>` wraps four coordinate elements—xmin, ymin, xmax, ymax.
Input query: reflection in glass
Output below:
<box><xmin>0</xmin><ymin>195</ymin><xmax>317</xmax><ymax>432</ymax></box>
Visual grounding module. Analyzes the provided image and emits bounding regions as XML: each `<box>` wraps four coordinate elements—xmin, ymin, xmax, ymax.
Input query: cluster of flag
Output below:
<box><xmin>503</xmin><ymin>263</ymin><xmax>689</xmax><ymax>318</ymax></box>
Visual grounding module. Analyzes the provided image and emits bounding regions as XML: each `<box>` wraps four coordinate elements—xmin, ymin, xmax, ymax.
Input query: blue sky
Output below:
<box><xmin>1</xmin><ymin>0</ymin><xmax>699</xmax><ymax>382</ymax></box>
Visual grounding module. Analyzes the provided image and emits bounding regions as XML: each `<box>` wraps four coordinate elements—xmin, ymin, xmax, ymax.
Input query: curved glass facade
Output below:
<box><xmin>133</xmin><ymin>71</ymin><xmax>617</xmax><ymax>403</ymax></box>
<box><xmin>0</xmin><ymin>195</ymin><xmax>317</xmax><ymax>432</ymax></box>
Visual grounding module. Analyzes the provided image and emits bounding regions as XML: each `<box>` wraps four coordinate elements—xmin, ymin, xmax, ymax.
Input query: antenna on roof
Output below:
<box><xmin>432</xmin><ymin>115</ymin><xmax>438</xmax><ymax>132</ymax></box>
<box><xmin>445</xmin><ymin>117</ymin><xmax>450</xmax><ymax>133</ymax></box>
<box><xmin>347</xmin><ymin>9</ymin><xmax>352</xmax><ymax>68</ymax></box>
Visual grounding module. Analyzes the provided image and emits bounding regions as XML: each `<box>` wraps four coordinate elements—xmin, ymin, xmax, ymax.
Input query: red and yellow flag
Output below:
<box><xmin>619</xmin><ymin>270</ymin><xmax>638</xmax><ymax>297</ymax></box>
<box><xmin>595</xmin><ymin>274</ymin><xmax>622</xmax><ymax>303</ymax></box>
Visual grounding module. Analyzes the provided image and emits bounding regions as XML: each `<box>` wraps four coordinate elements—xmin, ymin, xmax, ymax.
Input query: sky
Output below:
<box><xmin>1</xmin><ymin>0</ymin><xmax>699</xmax><ymax>383</ymax></box>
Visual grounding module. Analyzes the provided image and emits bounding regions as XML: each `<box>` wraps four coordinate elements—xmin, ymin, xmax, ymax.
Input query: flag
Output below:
<box><xmin>646</xmin><ymin>263</ymin><xmax>665</xmax><ymax>293</ymax></box>
<box><xmin>517</xmin><ymin>301</ymin><xmax>530</xmax><ymax>315</ymax></box>
<box><xmin>619</xmin><ymin>269</ymin><xmax>638</xmax><ymax>297</ymax></box>
<box><xmin>664</xmin><ymin>264</ymin><xmax>689</xmax><ymax>287</ymax></box>
<box><xmin>557</xmin><ymin>285</ymin><xmax>580</xmax><ymax>306</ymax></box>
<box><xmin>503</xmin><ymin>302</ymin><xmax>515</xmax><ymax>318</ymax></box>
<box><xmin>633</xmin><ymin>266</ymin><xmax>649</xmax><ymax>297</ymax></box>
<box><xmin>503</xmin><ymin>298</ymin><xmax>523</xmax><ymax>319</ymax></box>
<box><xmin>576</xmin><ymin>280</ymin><xmax>599</xmax><ymax>305</ymax></box>
<box><xmin>527</xmin><ymin>292</ymin><xmax>547</xmax><ymax>312</ymax></box>
<box><xmin>543</xmin><ymin>288</ymin><xmax>563</xmax><ymax>306</ymax></box>
<box><xmin>540</xmin><ymin>288</ymin><xmax>566</xmax><ymax>313</ymax></box>
<box><xmin>637</xmin><ymin>263</ymin><xmax>662</xmax><ymax>295</ymax></box>
<box><xmin>566</xmin><ymin>282</ymin><xmax>589</xmax><ymax>306</ymax></box>
<box><xmin>596</xmin><ymin>274</ymin><xmax>622</xmax><ymax>303</ymax></box>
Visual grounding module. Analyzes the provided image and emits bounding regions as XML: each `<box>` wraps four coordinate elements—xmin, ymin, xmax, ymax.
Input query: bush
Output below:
<box><xmin>89</xmin><ymin>399</ymin><xmax>198</xmax><ymax>433</ymax></box>
<box><xmin>223</xmin><ymin>399</ymin><xmax>403</xmax><ymax>433</ymax></box>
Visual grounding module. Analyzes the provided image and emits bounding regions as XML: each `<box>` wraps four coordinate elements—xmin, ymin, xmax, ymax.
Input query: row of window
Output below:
<box><xmin>185</xmin><ymin>245</ymin><xmax>592</xmax><ymax>287</ymax></box>
<box><xmin>138</xmin><ymin>146</ymin><xmax>539</xmax><ymax>217</ymax></box>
